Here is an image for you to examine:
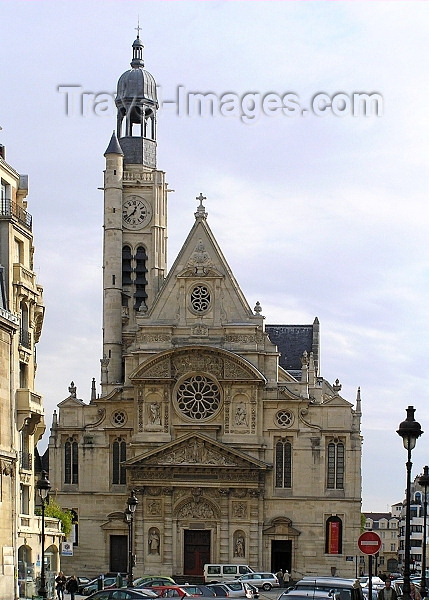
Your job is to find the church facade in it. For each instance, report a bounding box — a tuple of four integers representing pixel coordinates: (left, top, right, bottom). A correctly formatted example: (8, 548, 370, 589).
(48, 35, 363, 580)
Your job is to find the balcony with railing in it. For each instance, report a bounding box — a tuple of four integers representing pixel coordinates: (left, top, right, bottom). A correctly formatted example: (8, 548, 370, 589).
(0, 198, 32, 230)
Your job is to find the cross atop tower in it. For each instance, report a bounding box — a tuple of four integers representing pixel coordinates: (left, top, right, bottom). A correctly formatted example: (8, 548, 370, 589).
(195, 193, 208, 220)
(135, 18, 142, 38)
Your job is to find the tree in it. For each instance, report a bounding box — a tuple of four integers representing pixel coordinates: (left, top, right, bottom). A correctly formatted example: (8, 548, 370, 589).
(36, 500, 73, 537)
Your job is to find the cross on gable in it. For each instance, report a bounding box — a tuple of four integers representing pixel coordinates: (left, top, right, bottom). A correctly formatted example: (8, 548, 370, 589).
(196, 193, 206, 206)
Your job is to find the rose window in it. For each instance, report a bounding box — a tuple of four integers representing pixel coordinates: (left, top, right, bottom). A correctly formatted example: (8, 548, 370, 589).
(177, 375, 221, 419)
(276, 410, 293, 427)
(190, 285, 211, 312)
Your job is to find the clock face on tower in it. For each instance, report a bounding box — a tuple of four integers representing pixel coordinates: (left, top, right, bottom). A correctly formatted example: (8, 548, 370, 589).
(122, 195, 152, 229)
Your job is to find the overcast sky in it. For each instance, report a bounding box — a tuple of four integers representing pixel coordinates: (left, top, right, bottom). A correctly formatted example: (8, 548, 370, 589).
(2, 0, 429, 513)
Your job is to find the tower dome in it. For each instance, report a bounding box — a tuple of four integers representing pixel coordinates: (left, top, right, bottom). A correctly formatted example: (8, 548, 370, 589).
(115, 34, 158, 167)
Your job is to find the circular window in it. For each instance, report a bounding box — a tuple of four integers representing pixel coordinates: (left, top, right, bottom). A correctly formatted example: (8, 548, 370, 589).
(190, 285, 211, 313)
(276, 410, 293, 427)
(112, 411, 127, 426)
(177, 375, 221, 420)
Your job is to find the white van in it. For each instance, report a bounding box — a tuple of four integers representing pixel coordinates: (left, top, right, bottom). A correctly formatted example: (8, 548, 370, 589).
(204, 564, 254, 583)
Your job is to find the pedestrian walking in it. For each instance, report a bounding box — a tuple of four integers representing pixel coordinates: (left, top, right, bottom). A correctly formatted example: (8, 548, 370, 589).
(276, 570, 284, 588)
(377, 579, 398, 600)
(410, 583, 421, 600)
(66, 575, 79, 600)
(55, 571, 67, 600)
(284, 570, 290, 587)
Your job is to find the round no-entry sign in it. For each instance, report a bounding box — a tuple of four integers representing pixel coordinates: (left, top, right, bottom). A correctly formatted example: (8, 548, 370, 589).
(358, 531, 382, 555)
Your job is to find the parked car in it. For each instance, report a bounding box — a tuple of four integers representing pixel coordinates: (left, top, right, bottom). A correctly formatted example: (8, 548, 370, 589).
(216, 582, 256, 599)
(206, 584, 232, 597)
(207, 583, 258, 598)
(147, 586, 191, 598)
(135, 577, 177, 587)
(204, 565, 254, 583)
(180, 585, 216, 597)
(87, 588, 164, 600)
(137, 579, 179, 589)
(237, 573, 280, 591)
(290, 577, 365, 600)
(74, 577, 93, 593)
(358, 578, 384, 591)
(84, 577, 119, 595)
(278, 591, 334, 600)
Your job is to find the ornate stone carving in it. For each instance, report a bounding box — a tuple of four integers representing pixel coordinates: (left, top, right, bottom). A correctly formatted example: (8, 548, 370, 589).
(147, 438, 237, 467)
(232, 502, 247, 518)
(172, 351, 223, 378)
(142, 358, 171, 379)
(187, 239, 214, 274)
(224, 359, 254, 380)
(191, 324, 209, 337)
(138, 333, 171, 343)
(177, 499, 216, 519)
(147, 500, 162, 516)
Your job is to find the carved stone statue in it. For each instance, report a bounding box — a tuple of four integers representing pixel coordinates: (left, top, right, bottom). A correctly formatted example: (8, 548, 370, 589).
(148, 528, 160, 554)
(235, 402, 248, 426)
(149, 402, 161, 425)
(234, 535, 245, 557)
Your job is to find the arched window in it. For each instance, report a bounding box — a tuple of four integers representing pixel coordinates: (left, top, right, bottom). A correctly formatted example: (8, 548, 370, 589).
(134, 246, 148, 311)
(122, 246, 132, 286)
(64, 438, 78, 484)
(325, 515, 343, 554)
(112, 438, 126, 484)
(275, 439, 292, 488)
(327, 439, 344, 489)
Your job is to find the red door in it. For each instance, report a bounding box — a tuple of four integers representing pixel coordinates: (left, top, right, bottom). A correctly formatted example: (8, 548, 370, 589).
(184, 530, 210, 576)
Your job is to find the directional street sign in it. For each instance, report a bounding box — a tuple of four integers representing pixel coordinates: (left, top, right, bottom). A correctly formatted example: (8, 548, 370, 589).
(358, 531, 382, 555)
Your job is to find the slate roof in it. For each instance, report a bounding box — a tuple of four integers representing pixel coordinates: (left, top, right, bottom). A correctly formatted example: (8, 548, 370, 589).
(265, 320, 319, 376)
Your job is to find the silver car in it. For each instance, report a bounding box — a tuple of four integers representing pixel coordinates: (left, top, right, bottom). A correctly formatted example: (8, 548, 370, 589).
(237, 573, 280, 591)
(206, 583, 258, 599)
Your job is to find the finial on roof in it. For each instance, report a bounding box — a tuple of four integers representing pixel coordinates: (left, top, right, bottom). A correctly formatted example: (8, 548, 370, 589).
(195, 193, 208, 219)
(355, 386, 362, 415)
(135, 17, 142, 38)
(91, 378, 97, 401)
(131, 22, 144, 68)
(68, 381, 76, 398)
(254, 301, 262, 315)
(333, 378, 342, 393)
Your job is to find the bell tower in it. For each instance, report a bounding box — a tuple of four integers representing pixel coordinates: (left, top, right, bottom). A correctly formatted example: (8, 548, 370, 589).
(102, 33, 168, 390)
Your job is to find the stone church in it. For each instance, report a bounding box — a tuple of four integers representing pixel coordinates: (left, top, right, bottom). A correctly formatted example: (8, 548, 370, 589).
(48, 34, 363, 580)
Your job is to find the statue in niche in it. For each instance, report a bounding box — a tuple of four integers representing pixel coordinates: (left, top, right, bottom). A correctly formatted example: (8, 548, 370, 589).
(148, 528, 160, 554)
(149, 402, 161, 425)
(234, 535, 245, 557)
(235, 402, 248, 426)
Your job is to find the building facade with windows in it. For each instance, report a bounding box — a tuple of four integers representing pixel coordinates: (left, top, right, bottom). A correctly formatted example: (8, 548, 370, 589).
(0, 142, 62, 600)
(48, 35, 363, 580)
(363, 511, 400, 576)
(397, 474, 429, 576)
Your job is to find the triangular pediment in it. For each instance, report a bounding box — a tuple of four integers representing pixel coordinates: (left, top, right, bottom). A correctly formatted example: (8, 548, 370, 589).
(57, 396, 86, 408)
(142, 216, 261, 326)
(323, 394, 353, 407)
(124, 433, 270, 471)
(263, 516, 301, 537)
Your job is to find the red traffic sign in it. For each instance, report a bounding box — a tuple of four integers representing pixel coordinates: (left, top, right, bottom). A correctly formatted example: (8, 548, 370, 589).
(358, 531, 382, 555)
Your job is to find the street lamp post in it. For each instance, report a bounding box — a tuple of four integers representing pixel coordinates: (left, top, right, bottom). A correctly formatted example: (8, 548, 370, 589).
(125, 490, 138, 588)
(397, 406, 423, 600)
(418, 466, 429, 598)
(37, 470, 51, 599)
